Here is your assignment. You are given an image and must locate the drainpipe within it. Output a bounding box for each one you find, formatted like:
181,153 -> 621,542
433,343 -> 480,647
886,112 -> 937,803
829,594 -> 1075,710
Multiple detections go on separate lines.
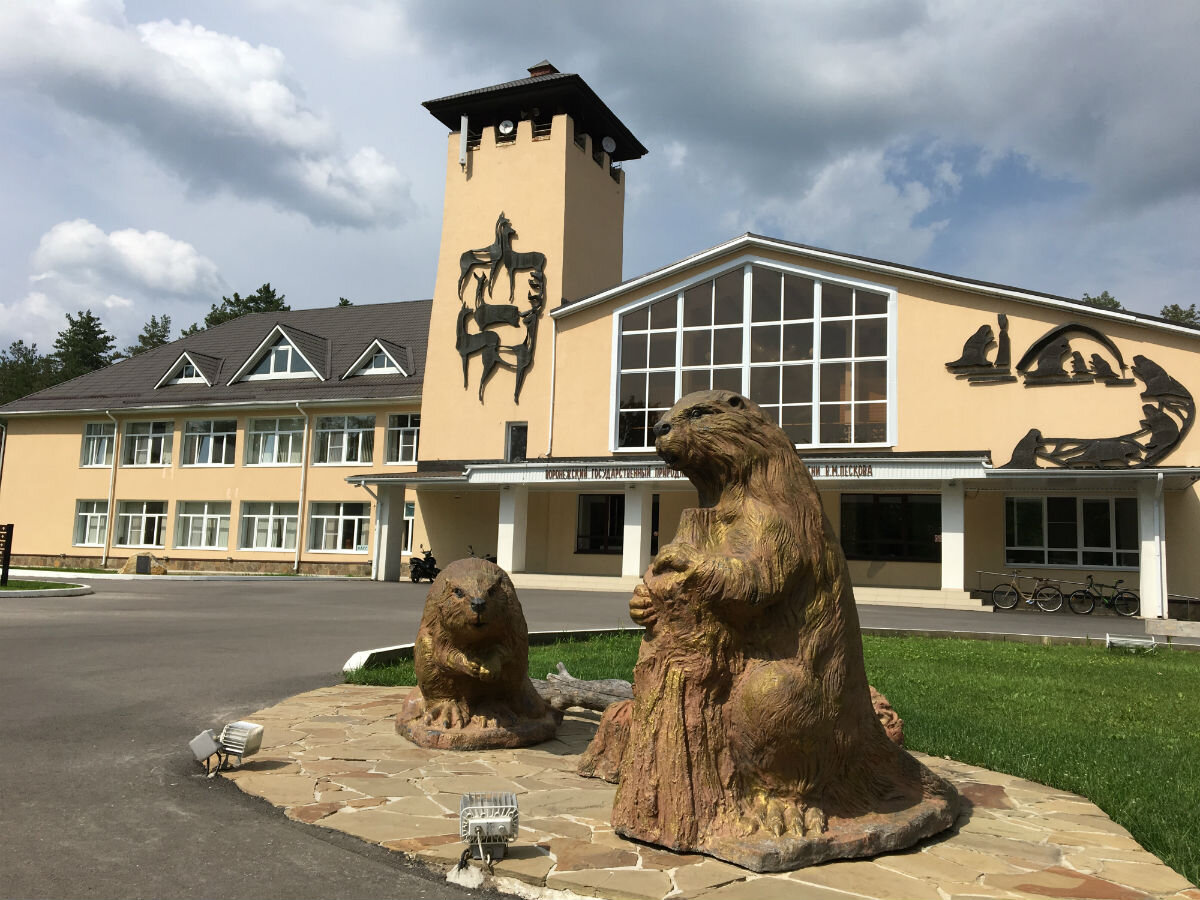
1156,472 -> 1166,620
545,315 -> 558,457
294,402 -> 310,573
101,410 -> 119,569
0,422 -> 6,494
357,482 -> 380,580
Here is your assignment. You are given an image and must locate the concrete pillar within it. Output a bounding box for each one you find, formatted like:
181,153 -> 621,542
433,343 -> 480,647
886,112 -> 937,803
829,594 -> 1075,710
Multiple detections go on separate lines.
622,485 -> 654,578
497,485 -> 528,573
1137,476 -> 1167,619
374,484 -> 407,582
940,482 -> 965,592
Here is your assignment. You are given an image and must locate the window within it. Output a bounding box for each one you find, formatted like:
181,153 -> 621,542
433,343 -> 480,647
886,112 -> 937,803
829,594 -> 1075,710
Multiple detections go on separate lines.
247,337 -> 315,379
506,422 -> 528,463
115,501 -> 167,547
385,414 -> 420,463
347,343 -> 405,377
181,420 -> 236,466
1005,497 -> 1138,567
175,501 -> 231,549
239,502 -> 298,551
841,494 -> 940,563
403,500 -> 415,554
122,421 -> 173,466
616,264 -> 890,448
74,500 -> 108,546
315,415 -> 375,464
246,417 -> 304,465
309,501 -> 370,552
80,423 -> 115,467
577,494 -> 624,553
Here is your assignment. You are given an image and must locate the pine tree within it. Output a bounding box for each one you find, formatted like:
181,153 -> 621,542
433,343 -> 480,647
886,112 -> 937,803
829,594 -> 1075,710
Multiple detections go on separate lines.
0,340 -> 58,403
1159,303 -> 1198,327
201,283 -> 289,329
1081,291 -> 1122,311
119,314 -> 172,358
53,310 -> 116,381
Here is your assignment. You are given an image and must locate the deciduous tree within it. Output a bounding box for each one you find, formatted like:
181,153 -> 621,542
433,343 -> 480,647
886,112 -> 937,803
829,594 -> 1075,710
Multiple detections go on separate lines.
1159,303 -> 1198,327
1082,291 -> 1122,311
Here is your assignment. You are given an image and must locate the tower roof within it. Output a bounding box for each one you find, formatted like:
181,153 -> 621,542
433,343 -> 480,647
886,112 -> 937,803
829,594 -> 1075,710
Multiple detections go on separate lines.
422,63 -> 648,162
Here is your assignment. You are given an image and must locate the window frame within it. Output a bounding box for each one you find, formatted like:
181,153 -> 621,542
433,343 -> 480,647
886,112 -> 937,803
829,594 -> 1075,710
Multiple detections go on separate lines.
245,417 -> 305,467
180,419 -> 237,467
74,500 -> 109,547
1004,495 -> 1139,569
576,494 -> 625,555
239,501 -> 299,551
314,415 -> 375,465
385,414 -> 420,464
80,422 -> 115,468
403,500 -> 415,554
174,501 -> 232,550
307,501 -> 371,553
121,421 -> 174,467
609,257 -> 896,452
244,336 -> 317,381
114,500 -> 168,548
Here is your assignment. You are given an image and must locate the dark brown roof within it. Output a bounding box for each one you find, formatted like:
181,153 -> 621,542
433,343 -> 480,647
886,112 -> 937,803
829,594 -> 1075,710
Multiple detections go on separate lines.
423,69 -> 647,162
0,300 -> 432,415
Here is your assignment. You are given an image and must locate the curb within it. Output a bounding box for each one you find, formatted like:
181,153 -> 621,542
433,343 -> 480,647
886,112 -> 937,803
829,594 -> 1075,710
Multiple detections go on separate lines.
1,583 -> 92,598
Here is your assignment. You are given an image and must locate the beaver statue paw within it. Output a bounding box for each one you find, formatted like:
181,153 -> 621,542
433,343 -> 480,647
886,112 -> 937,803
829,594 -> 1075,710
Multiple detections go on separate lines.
423,699 -> 471,730
736,790 -> 828,839
628,583 -> 658,629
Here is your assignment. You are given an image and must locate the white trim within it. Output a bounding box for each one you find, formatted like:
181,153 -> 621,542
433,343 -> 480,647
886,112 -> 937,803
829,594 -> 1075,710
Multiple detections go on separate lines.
554,233 -> 1200,340
342,340 -> 409,379
1,394 -> 422,418
226,325 -> 325,385
154,351 -> 213,390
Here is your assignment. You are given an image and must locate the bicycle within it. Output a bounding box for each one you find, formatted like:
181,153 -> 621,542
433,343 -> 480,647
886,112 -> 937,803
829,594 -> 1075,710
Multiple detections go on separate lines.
991,571 -> 1063,612
1068,574 -> 1140,617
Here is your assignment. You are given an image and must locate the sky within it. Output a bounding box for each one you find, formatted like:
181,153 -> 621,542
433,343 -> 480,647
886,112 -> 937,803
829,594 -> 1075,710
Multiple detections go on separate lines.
2,0 -> 1199,352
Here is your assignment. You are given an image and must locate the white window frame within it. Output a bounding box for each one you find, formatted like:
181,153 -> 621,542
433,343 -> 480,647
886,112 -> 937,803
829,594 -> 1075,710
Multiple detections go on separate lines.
344,341 -> 408,378
121,421 -> 174,467
403,500 -> 415,554
385,414 -> 420,464
609,256 -> 897,452
239,501 -> 299,551
181,419 -> 237,467
155,351 -> 213,388
114,500 -> 168,548
314,415 -> 375,465
1004,495 -> 1139,569
308,501 -> 371,553
175,501 -> 231,550
74,500 -> 109,546
245,417 -> 305,466
80,422 -> 115,467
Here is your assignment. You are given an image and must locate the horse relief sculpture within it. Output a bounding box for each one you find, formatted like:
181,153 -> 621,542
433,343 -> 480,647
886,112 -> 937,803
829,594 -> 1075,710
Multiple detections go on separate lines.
397,558 -> 560,750
454,212 -> 546,403
580,390 -> 958,872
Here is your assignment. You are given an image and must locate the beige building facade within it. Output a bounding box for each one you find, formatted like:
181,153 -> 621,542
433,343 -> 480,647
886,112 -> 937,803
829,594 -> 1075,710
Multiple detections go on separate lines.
2,62 -> 1198,618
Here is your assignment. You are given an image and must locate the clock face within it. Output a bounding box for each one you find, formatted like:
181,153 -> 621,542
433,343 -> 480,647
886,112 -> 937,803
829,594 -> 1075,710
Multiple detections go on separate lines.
602,136 -> 616,154
499,120 -> 515,135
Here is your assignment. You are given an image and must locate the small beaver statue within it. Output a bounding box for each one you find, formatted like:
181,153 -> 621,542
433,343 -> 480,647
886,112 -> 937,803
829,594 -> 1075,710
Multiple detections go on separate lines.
397,558 -> 559,750
582,390 -> 958,871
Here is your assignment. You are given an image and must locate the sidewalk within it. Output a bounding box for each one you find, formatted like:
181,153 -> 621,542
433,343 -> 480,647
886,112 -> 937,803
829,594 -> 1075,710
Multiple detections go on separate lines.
222,684 -> 1197,900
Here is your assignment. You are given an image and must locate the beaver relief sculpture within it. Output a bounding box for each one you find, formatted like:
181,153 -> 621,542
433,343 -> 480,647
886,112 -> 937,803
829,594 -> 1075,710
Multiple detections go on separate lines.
581,390 -> 958,872
397,558 -> 560,750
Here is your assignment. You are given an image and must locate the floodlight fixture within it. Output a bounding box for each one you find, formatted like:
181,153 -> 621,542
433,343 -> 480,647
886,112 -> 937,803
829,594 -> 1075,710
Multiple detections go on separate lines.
189,720 -> 264,778
459,792 -> 519,863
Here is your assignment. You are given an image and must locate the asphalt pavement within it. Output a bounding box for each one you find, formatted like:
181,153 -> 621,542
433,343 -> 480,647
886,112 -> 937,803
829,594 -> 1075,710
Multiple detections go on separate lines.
0,576 -> 1192,899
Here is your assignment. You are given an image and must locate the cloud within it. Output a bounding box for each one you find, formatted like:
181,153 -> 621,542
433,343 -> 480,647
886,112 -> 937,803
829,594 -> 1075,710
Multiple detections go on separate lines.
0,1 -> 413,227
0,219 -> 226,349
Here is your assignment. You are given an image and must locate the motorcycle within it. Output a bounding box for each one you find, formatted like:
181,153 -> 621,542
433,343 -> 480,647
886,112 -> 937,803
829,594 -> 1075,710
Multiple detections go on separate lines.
409,545 -> 439,583
468,544 -> 498,564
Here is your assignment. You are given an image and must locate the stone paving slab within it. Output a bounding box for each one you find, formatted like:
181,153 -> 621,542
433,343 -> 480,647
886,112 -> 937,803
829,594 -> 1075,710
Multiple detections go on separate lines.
222,685 -> 1196,900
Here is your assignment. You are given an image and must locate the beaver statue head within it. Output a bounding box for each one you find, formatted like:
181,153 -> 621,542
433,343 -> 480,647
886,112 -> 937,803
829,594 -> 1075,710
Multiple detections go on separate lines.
426,557 -> 522,647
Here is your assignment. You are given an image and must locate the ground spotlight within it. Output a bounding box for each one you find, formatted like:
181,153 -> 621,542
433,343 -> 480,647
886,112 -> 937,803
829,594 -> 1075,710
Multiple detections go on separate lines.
189,720 -> 264,777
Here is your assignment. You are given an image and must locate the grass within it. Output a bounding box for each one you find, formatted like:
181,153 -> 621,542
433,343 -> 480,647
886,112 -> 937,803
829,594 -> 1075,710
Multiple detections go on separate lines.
0,579 -> 81,590
346,632 -> 1199,884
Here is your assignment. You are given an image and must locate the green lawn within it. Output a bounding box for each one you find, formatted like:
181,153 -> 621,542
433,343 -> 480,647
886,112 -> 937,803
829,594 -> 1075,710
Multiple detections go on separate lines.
346,632 -> 1199,884
0,579 -> 81,590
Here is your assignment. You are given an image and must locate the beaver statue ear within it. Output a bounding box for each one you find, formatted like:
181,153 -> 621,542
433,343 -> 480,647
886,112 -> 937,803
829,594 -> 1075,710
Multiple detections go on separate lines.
728,394 -> 743,408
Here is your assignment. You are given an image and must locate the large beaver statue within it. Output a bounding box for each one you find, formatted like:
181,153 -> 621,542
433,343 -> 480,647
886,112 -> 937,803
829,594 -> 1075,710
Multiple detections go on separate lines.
580,390 -> 958,871
397,558 -> 559,750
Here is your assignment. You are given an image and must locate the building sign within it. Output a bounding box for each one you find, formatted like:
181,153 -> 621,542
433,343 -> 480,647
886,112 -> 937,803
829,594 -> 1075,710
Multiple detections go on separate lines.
0,523 -> 13,587
545,465 -> 689,482
808,464 -> 874,479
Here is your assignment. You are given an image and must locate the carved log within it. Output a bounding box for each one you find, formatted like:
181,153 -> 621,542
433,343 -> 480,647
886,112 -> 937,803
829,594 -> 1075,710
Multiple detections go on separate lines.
531,662 -> 633,712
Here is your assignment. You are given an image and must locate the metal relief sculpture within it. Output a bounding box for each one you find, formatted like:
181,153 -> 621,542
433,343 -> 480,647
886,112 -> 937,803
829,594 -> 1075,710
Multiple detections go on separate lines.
396,558 -> 560,750
580,390 -> 958,872
455,213 -> 546,403
945,313 -> 1015,383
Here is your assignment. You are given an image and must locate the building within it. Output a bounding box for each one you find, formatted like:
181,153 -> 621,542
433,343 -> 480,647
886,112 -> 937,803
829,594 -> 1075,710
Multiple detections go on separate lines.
2,62 -> 1198,618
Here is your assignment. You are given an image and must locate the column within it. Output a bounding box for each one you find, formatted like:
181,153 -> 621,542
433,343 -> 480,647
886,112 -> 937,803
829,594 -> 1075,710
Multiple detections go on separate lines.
622,485 -> 654,578
497,485 -> 528,573
940,482 -> 965,592
373,484 -> 407,582
1137,476 -> 1167,619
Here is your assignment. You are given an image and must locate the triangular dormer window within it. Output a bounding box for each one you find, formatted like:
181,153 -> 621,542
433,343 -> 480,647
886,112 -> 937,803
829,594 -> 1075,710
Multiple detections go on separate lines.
343,339 -> 409,379
228,325 -> 325,384
154,351 -> 219,389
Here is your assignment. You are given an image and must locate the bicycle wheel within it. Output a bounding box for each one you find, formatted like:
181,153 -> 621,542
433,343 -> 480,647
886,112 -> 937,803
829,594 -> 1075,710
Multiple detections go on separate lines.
1068,589 -> 1095,615
1035,586 -> 1063,612
1113,590 -> 1140,617
992,585 -> 1019,609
